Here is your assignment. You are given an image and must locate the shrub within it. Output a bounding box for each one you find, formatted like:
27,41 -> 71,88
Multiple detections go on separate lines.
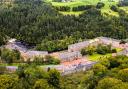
81,48 -> 88,56
96,44 -> 112,55
118,68 -> 128,82
52,0 -> 62,2
110,5 -> 118,12
54,6 -> 70,11
120,40 -> 126,44
0,66 -> 6,74
72,5 -> 94,11
33,56 -> 44,65
81,46 -> 96,56
96,2 -> 105,9
1,49 -> 21,64
111,49 -> 117,53
45,55 -> 60,65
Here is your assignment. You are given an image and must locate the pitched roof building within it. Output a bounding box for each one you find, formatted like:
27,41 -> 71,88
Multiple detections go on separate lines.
68,38 -> 100,52
58,51 -> 82,62
68,37 -> 121,52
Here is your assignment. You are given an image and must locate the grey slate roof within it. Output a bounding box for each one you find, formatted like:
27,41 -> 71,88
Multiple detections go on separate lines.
59,51 -> 82,61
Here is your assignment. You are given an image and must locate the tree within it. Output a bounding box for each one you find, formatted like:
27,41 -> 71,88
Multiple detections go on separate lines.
93,64 -> 108,76
33,56 -> 44,65
48,69 -> 61,88
110,5 -> 118,12
45,55 -> 60,65
96,77 -> 123,89
16,65 -> 49,89
0,32 -> 6,46
0,74 -> 19,89
0,66 -> 6,74
81,71 -> 97,89
1,49 -> 21,64
96,2 -> 105,9
118,68 -> 128,82
110,83 -> 128,89
108,57 -> 120,69
33,79 -> 50,89
81,47 -> 88,56
96,44 -> 112,55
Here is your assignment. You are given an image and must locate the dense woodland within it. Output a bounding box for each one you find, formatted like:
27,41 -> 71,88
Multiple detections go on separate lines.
0,0 -> 128,52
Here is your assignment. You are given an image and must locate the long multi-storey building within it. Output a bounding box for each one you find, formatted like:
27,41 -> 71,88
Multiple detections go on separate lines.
97,37 -> 121,48
58,51 -> 82,62
68,38 -> 100,52
68,37 -> 121,52
5,39 -> 48,61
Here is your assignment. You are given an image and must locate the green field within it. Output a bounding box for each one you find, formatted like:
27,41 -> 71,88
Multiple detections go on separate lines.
88,53 -> 112,61
44,0 -> 121,16
0,63 -> 23,66
51,0 -> 99,7
119,6 -> 128,13
59,11 -> 84,16
87,48 -> 122,61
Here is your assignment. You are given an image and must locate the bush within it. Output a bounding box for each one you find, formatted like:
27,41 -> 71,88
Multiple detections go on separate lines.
120,40 -> 126,44
111,49 -> 117,53
118,68 -> 128,82
1,49 -> 21,64
72,5 -> 86,11
48,69 -> 61,88
110,5 -> 118,12
118,1 -> 128,6
96,2 -> 105,9
81,46 -> 96,56
81,48 -> 88,56
96,44 -> 112,55
72,5 -> 94,11
32,55 -> 60,65
108,57 -> 120,69
45,55 -> 60,65
0,66 -> 6,74
33,56 -> 44,65
54,6 -> 70,11
52,0 -> 62,2
33,79 -> 50,89
96,77 -> 123,89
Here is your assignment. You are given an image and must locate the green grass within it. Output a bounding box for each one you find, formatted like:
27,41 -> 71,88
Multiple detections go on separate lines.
87,48 -> 123,61
116,48 -> 123,52
100,1 -> 119,16
119,6 -> 128,13
59,11 -> 84,16
51,1 -> 86,7
0,63 -> 24,66
88,53 -> 112,61
44,0 -> 121,16
47,0 -> 100,7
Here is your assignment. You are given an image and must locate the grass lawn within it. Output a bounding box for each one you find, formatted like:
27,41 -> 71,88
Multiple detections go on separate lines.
119,6 -> 128,13
44,0 -> 121,16
101,1 -> 119,16
0,63 -> 25,66
87,48 -> 123,61
116,48 -> 123,52
59,11 -> 84,16
87,53 -> 112,61
46,0 -> 100,7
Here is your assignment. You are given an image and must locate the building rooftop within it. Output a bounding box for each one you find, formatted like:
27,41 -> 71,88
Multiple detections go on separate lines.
25,51 -> 48,58
59,51 -> 82,60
